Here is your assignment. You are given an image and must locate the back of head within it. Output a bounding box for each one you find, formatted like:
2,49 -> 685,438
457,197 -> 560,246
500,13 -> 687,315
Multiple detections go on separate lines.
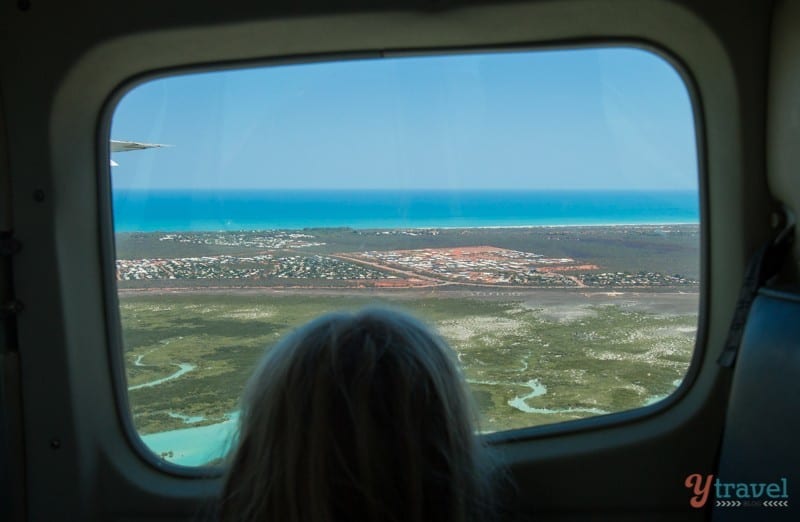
219,307 -> 494,522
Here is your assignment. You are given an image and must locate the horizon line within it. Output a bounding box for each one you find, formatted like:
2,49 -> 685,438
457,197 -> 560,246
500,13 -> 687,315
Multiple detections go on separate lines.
113,187 -> 700,193
114,222 -> 701,234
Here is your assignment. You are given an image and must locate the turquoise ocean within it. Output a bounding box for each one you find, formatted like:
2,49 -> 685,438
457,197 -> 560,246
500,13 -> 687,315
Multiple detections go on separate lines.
113,190 -> 699,232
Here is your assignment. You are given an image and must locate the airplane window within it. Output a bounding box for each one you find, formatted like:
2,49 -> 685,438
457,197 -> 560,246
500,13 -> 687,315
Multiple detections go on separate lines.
109,47 -> 699,467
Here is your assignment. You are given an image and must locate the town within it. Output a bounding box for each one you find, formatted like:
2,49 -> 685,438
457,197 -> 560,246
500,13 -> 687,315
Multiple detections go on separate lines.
116,253 -> 392,282
116,231 -> 698,288
349,246 -> 589,285
157,231 -> 325,249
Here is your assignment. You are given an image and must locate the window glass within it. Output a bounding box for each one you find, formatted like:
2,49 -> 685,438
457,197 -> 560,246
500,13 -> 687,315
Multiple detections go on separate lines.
111,48 -> 699,467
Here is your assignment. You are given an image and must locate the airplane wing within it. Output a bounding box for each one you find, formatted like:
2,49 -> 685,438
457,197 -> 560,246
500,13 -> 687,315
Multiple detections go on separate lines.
110,140 -> 170,166
111,140 -> 169,152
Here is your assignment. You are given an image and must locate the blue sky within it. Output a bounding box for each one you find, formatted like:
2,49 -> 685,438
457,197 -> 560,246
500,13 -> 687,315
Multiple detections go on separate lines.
110,47 -> 698,191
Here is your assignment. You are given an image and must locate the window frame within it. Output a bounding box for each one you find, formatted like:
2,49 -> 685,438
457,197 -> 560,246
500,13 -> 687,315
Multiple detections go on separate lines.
98,40 -> 708,477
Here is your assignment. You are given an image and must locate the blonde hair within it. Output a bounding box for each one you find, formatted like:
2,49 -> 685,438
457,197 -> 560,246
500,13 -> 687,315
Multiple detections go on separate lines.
218,307 -> 498,522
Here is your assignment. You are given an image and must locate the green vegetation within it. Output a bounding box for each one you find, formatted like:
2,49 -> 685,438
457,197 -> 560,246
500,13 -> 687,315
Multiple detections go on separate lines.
118,223 -> 699,464
122,292 -> 697,435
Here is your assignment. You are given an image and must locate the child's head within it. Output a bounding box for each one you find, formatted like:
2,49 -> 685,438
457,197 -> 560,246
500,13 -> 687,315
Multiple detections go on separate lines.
219,307 -> 494,522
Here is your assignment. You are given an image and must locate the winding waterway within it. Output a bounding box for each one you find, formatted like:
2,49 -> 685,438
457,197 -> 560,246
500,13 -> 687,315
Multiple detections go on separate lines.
506,379 -> 609,415
131,367 -> 680,465
128,363 -> 196,391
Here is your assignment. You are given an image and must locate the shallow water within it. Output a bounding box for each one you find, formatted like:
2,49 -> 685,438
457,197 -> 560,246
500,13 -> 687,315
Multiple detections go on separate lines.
140,412 -> 239,466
